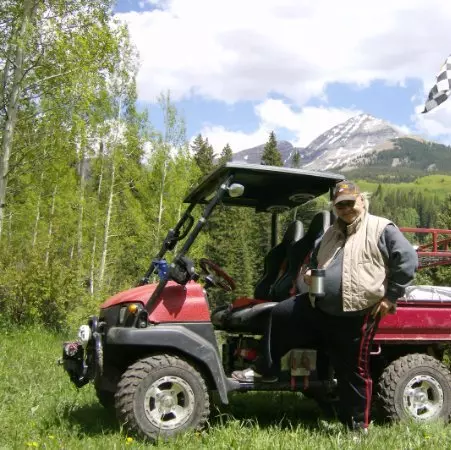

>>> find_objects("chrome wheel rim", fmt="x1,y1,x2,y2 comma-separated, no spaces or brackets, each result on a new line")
402,374,444,421
143,375,195,430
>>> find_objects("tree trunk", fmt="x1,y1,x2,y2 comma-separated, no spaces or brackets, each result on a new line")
173,203,182,253
156,159,167,244
0,0,36,241
32,170,45,248
89,233,97,295
99,159,115,289
76,150,87,263
7,211,13,244
32,193,41,248
45,185,57,267
89,142,105,295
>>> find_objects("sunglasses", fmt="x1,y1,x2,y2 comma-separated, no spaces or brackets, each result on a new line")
335,200,356,209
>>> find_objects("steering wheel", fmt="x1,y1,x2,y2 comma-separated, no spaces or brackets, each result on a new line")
199,258,236,292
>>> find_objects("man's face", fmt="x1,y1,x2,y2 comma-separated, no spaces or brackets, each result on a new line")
335,195,364,224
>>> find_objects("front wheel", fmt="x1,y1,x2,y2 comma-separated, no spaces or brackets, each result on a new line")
115,354,210,441
377,353,451,423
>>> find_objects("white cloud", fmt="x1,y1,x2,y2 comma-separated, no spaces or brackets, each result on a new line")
393,124,412,135
139,0,165,7
257,100,361,146
406,79,451,143
200,99,361,152
411,101,451,144
116,0,451,106
199,125,271,154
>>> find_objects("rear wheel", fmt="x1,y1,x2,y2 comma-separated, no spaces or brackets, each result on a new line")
115,354,210,441
377,353,451,423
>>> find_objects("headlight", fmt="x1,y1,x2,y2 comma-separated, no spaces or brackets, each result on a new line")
119,306,127,324
128,303,139,314
78,325,91,347
118,303,141,325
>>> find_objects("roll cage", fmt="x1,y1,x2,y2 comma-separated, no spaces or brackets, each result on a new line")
139,162,345,312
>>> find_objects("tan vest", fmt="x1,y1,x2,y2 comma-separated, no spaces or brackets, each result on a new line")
316,212,391,311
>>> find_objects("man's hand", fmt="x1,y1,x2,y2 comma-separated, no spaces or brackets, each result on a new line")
371,298,396,318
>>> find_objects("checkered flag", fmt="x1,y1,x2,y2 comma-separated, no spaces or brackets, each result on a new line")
422,54,451,113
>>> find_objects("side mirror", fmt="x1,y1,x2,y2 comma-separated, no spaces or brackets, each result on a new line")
228,183,244,198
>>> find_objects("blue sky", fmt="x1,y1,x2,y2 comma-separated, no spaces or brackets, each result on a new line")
115,0,451,153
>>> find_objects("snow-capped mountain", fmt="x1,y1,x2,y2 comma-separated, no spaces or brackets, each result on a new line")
301,114,403,170
232,113,405,170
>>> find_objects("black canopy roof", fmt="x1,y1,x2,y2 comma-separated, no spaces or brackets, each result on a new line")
184,162,345,212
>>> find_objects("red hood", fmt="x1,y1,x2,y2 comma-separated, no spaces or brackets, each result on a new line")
100,280,205,309
100,281,210,323
101,283,161,308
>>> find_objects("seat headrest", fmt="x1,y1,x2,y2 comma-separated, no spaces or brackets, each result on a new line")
282,220,304,244
305,211,330,241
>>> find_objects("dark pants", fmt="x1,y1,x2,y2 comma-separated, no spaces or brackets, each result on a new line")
263,294,380,428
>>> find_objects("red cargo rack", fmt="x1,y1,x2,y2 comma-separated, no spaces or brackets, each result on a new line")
400,227,451,269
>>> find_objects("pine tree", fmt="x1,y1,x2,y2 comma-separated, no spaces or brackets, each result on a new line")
257,131,283,261
190,134,204,154
261,131,283,166
191,134,214,175
219,143,233,165
291,149,301,168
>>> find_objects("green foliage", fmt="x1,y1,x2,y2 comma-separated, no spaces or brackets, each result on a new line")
344,138,451,182
437,194,451,229
191,133,215,175
207,205,261,307
352,176,451,231
251,132,284,274
219,143,233,165
0,3,204,330
291,149,302,168
348,178,451,286
0,250,84,330
357,174,451,196
204,143,260,307
408,193,451,286
261,131,283,166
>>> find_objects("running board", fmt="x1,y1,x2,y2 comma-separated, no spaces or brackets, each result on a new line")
226,377,336,392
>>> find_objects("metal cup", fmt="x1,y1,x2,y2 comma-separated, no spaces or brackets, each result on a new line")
309,269,325,298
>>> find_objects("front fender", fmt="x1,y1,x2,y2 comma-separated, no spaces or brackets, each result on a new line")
106,325,233,404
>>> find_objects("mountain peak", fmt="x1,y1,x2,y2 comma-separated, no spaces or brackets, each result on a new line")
229,113,433,173
354,112,379,120
301,112,403,170
333,113,399,131
353,112,374,120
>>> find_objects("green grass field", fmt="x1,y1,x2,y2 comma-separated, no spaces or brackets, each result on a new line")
1,327,450,449
357,174,451,198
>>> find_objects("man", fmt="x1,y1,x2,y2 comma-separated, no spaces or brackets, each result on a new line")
233,180,418,433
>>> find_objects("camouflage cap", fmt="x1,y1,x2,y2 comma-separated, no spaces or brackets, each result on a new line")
333,181,361,205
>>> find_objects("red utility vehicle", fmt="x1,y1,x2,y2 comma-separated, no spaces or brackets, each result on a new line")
61,163,451,441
